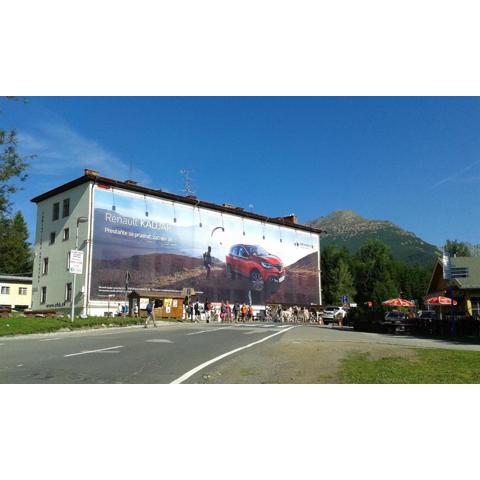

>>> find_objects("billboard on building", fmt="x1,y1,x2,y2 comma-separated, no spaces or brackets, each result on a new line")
90,186,320,305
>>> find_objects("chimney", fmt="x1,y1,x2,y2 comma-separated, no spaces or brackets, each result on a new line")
84,169,99,177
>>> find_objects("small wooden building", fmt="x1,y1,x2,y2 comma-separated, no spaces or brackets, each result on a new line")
128,290,185,320
427,256,480,318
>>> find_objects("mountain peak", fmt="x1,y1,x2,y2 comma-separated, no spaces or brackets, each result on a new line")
306,210,440,266
325,210,363,222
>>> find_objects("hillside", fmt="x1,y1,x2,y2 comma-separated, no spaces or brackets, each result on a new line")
307,210,441,267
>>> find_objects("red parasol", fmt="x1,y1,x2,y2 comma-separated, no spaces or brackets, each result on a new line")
424,296,457,306
382,298,415,307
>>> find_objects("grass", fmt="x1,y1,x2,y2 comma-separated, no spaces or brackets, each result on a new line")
341,348,480,384
0,315,149,337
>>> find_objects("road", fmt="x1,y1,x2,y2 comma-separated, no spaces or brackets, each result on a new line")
2,323,480,384
0,322,294,384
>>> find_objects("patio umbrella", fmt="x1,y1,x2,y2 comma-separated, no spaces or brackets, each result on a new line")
382,298,415,307
424,296,457,306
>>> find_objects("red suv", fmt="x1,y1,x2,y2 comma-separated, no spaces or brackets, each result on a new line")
225,244,286,291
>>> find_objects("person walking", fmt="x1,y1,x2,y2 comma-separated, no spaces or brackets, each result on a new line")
241,303,248,322
145,300,157,328
194,301,200,322
233,303,239,322
204,299,212,323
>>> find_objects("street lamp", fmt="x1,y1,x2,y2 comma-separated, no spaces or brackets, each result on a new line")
71,216,88,322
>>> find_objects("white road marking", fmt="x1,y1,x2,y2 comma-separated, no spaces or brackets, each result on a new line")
186,327,232,336
17,364,23,367
146,339,173,343
243,330,269,335
64,346,124,357
0,343,4,346
171,326,296,384
39,337,62,342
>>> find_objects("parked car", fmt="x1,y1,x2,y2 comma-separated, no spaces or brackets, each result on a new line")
382,311,408,325
322,306,347,325
225,244,286,291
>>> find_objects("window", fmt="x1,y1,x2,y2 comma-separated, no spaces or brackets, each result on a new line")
52,202,60,221
62,198,70,218
66,251,70,271
471,297,480,316
40,286,47,304
65,283,72,302
42,257,49,275
1,286,10,295
63,228,70,241
50,232,56,245
18,287,27,295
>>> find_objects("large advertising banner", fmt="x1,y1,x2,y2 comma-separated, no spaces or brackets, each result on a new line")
90,186,320,305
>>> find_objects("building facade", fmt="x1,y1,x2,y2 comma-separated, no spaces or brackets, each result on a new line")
0,275,32,310
31,170,323,317
427,256,480,317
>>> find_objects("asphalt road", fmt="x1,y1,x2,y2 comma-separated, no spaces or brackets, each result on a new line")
2,323,480,384
0,322,294,384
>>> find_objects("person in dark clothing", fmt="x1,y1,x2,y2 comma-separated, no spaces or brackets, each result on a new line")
194,301,200,322
203,246,213,279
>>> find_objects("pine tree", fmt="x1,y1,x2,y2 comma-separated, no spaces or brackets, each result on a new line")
0,211,32,274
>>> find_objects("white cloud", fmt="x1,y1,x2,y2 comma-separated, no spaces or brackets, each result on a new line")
19,122,149,184
429,159,480,190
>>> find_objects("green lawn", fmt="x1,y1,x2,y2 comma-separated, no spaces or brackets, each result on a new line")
0,315,147,336
341,348,480,384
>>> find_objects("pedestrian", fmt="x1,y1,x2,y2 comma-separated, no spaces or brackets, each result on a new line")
241,303,248,322
204,299,212,323
145,300,157,328
248,305,254,322
133,302,139,318
194,301,200,322
220,302,227,322
116,303,122,317
233,303,239,322
226,301,232,322
203,246,213,279
303,307,309,324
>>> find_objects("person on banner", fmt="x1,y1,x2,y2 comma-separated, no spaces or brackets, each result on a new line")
203,246,213,279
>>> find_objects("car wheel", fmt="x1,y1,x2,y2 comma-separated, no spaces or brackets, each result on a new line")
250,269,265,291
226,264,236,280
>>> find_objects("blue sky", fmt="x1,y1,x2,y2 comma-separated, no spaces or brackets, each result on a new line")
3,97,480,247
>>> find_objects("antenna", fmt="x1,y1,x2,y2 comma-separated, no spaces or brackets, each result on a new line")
180,169,195,196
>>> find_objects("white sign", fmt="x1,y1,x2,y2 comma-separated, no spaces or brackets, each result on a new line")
442,253,451,280
69,250,84,275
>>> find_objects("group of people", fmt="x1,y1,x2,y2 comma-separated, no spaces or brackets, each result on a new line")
268,305,320,324
185,300,255,323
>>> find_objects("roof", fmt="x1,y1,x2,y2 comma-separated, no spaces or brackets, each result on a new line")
449,256,480,289
0,275,32,283
30,171,323,235
128,289,185,299
428,256,480,293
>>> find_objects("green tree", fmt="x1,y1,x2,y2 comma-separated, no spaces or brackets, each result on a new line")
354,240,398,306
1,97,32,218
321,245,356,305
444,239,471,257
0,211,32,274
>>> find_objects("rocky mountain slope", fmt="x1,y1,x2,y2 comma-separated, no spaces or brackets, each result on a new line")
307,210,441,266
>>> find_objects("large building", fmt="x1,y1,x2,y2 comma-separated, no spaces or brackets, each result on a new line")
0,275,32,311
31,170,323,316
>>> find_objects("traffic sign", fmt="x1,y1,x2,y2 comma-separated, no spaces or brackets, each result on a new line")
69,250,84,275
